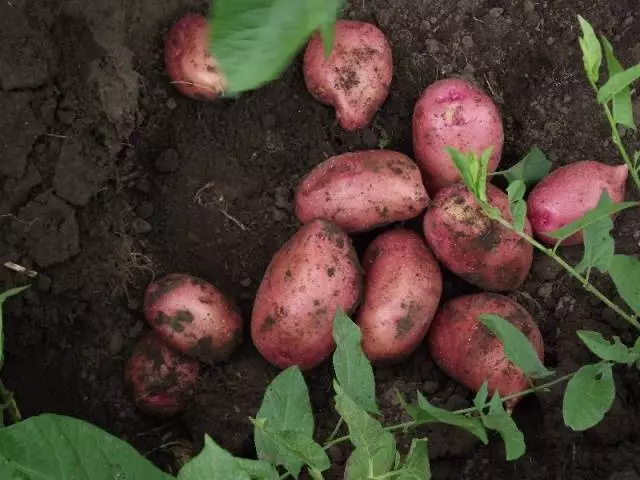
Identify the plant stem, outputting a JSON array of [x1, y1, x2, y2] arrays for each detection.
[[325, 417, 344, 443], [0, 379, 21, 425]]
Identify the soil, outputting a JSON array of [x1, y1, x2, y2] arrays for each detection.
[[1, 0, 640, 478]]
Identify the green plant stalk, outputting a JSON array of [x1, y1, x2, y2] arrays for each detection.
[[0, 379, 21, 425]]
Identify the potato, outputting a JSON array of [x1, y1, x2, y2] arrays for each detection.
[[164, 13, 226, 100], [427, 293, 544, 409], [251, 219, 363, 369], [423, 183, 533, 291], [124, 332, 200, 416], [412, 78, 504, 193], [357, 229, 443, 363], [144, 273, 243, 364], [527, 161, 629, 246], [295, 150, 429, 232], [303, 20, 393, 131]]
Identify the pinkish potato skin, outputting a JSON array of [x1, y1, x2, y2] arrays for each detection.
[[427, 293, 544, 408], [164, 13, 226, 101], [423, 183, 533, 291], [412, 78, 504, 194], [251, 219, 363, 370], [357, 229, 443, 363], [303, 20, 393, 131], [125, 332, 200, 416], [295, 150, 429, 232], [144, 273, 243, 364], [527, 161, 629, 246]]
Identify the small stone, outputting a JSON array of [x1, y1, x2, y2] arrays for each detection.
[[166, 98, 177, 110], [422, 380, 439, 394], [547, 37, 555, 45], [430, 17, 438, 24], [128, 320, 144, 338], [623, 16, 634, 27], [555, 295, 576, 316], [155, 149, 180, 174], [563, 94, 572, 103], [136, 178, 151, 194], [537, 282, 553, 300], [426, 39, 441, 54], [462, 35, 474, 49], [444, 394, 468, 411], [240, 277, 251, 287], [274, 187, 290, 210], [109, 332, 124, 355], [532, 255, 564, 280], [524, 0, 535, 12], [489, 7, 504, 17], [135, 201, 154, 219], [420, 19, 431, 31], [131, 218, 152, 234]]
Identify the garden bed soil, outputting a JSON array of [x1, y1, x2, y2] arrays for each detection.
[[1, 0, 640, 478]]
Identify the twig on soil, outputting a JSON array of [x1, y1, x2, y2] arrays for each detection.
[[193, 181, 250, 231], [2, 262, 38, 278], [44, 132, 68, 139]]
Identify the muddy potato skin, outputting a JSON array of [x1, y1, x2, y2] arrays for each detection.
[[427, 293, 544, 407], [527, 161, 628, 246], [295, 150, 429, 232], [423, 183, 533, 291], [144, 273, 243, 364], [164, 13, 226, 100], [357, 229, 443, 363], [124, 332, 200, 416], [412, 78, 504, 194], [303, 20, 393, 131], [251, 219, 363, 370]]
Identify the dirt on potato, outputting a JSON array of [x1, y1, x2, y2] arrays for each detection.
[[1, 0, 640, 479]]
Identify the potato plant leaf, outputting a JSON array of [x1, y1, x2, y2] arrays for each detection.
[[577, 330, 640, 365], [236, 459, 281, 480], [601, 36, 635, 129], [178, 436, 251, 480], [446, 148, 479, 197], [254, 367, 315, 478], [563, 363, 615, 431], [597, 64, 640, 105], [506, 180, 527, 232], [494, 148, 551, 186], [479, 314, 553, 379], [0, 285, 29, 368], [577, 15, 602, 85], [396, 439, 431, 480], [479, 393, 526, 461], [608, 254, 640, 315], [574, 201, 615, 275], [332, 309, 379, 414], [473, 381, 490, 412]]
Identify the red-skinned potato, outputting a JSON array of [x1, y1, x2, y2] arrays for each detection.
[[423, 183, 533, 291], [124, 332, 200, 416], [357, 229, 443, 363], [164, 13, 226, 100], [303, 20, 393, 131], [527, 161, 628, 246], [412, 78, 504, 194], [144, 273, 243, 364], [295, 150, 429, 232], [427, 293, 544, 410], [251, 219, 363, 370]]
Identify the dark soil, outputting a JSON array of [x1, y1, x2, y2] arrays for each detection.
[[1, 0, 640, 479]]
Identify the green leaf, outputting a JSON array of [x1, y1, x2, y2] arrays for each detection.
[[546, 192, 638, 241], [210, 0, 344, 94], [446, 147, 478, 196], [577, 330, 640, 365], [563, 363, 615, 431], [473, 381, 489, 412], [506, 180, 527, 233], [332, 309, 379, 414], [253, 426, 330, 474], [574, 194, 615, 274], [319, 20, 336, 58], [236, 459, 281, 480], [494, 148, 552, 186], [478, 314, 553, 379], [597, 64, 640, 104], [601, 36, 636, 129], [0, 414, 172, 480], [608, 254, 640, 315], [476, 147, 493, 202], [401, 392, 488, 444], [334, 383, 397, 479], [178, 435, 251, 480], [0, 285, 29, 368], [396, 439, 431, 480], [480, 393, 526, 461], [254, 367, 315, 478], [577, 15, 602, 85]]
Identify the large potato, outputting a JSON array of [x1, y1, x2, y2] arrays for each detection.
[[423, 183, 533, 291], [427, 293, 544, 409], [412, 78, 504, 193], [295, 150, 429, 233], [251, 219, 363, 370], [357, 229, 442, 363]]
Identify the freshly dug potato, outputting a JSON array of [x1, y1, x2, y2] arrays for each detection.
[[164, 13, 226, 100], [423, 183, 533, 291], [295, 150, 429, 232], [251, 219, 363, 370], [144, 273, 243, 364], [412, 78, 504, 193], [527, 161, 629, 246], [303, 20, 393, 131], [124, 332, 200, 416], [427, 293, 544, 408], [357, 229, 443, 363]]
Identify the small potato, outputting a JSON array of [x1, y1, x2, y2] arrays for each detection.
[[423, 183, 533, 291], [427, 293, 544, 409], [303, 20, 393, 131], [357, 229, 443, 363], [251, 219, 363, 370], [164, 13, 226, 100], [124, 332, 200, 416], [412, 78, 504, 194], [527, 161, 628, 246], [144, 273, 243, 364], [295, 150, 429, 233]]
